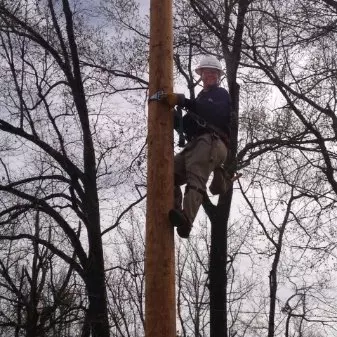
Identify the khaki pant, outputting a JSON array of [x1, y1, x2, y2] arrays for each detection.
[[174, 133, 228, 224]]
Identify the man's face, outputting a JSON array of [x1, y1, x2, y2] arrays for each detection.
[[201, 68, 220, 88]]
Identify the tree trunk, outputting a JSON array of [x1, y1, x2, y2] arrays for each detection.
[[209, 192, 232, 337], [83, 179, 110, 337], [85, 230, 110, 337], [26, 308, 38, 337], [209, 1, 248, 335]]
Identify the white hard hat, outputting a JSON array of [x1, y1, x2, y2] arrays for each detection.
[[195, 55, 225, 76]]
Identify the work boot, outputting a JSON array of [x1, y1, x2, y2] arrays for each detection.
[[168, 209, 192, 239]]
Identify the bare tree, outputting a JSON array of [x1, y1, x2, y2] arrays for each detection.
[[105, 212, 146, 337], [0, 211, 85, 336], [3, 1, 337, 337], [0, 1, 148, 335]]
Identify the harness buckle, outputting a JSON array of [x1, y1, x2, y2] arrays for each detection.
[[196, 118, 206, 128]]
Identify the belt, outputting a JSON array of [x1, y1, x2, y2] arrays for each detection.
[[191, 131, 230, 147]]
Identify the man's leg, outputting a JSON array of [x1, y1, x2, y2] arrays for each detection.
[[170, 138, 211, 239], [183, 174, 206, 225], [183, 135, 213, 224], [169, 148, 196, 238], [170, 136, 227, 238], [183, 135, 227, 224]]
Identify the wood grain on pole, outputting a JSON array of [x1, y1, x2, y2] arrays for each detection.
[[145, 0, 175, 335]]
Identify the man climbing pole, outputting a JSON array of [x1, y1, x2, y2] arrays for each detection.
[[158, 55, 236, 238]]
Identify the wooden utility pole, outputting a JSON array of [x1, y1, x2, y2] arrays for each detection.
[[145, 0, 175, 336]]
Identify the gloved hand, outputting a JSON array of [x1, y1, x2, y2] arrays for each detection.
[[161, 93, 185, 107]]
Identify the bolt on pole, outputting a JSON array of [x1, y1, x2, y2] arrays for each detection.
[[145, 0, 175, 336]]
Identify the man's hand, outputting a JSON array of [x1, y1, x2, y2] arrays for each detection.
[[161, 93, 185, 107]]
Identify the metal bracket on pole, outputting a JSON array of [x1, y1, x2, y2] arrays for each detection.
[[148, 90, 165, 102]]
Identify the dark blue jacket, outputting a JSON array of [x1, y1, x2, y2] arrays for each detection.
[[175, 86, 232, 140]]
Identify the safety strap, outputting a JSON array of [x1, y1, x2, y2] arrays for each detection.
[[176, 106, 185, 147], [189, 111, 230, 145], [177, 108, 230, 147]]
